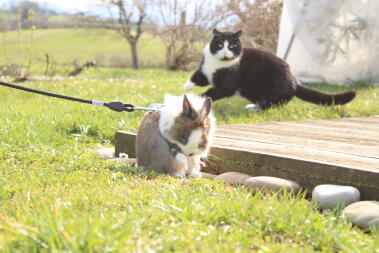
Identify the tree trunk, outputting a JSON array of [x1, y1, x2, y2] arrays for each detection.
[[165, 46, 172, 69], [130, 40, 139, 69]]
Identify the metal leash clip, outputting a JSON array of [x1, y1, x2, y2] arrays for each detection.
[[133, 103, 165, 112]]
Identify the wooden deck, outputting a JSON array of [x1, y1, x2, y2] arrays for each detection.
[[115, 116, 379, 200]]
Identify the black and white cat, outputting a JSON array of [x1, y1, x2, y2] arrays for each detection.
[[184, 29, 356, 111]]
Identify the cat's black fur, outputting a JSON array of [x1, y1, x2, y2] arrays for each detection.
[[188, 29, 356, 110]]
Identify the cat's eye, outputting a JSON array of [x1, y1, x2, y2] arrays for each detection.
[[229, 44, 237, 49], [218, 43, 223, 48]]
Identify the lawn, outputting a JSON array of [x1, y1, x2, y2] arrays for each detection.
[[0, 68, 379, 251]]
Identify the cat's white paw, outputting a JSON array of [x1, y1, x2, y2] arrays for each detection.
[[183, 80, 195, 91], [245, 104, 262, 112]]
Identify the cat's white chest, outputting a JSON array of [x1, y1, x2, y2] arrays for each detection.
[[201, 44, 240, 85], [201, 57, 219, 85]]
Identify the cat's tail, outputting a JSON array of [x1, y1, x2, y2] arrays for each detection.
[[295, 85, 356, 105]]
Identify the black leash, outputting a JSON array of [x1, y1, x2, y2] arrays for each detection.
[[0, 80, 162, 112]]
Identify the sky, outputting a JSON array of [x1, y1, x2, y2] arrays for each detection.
[[0, 0, 105, 15], [0, 0, 232, 24], [0, 0, 97, 9], [33, 0, 97, 10]]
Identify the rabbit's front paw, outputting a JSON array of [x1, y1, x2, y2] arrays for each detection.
[[187, 170, 201, 178], [169, 153, 187, 178], [172, 172, 186, 178]]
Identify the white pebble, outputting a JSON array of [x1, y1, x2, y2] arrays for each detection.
[[312, 184, 360, 210]]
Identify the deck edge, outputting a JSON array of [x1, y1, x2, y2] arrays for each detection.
[[115, 131, 379, 200]]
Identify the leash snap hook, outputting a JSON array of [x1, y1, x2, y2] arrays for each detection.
[[107, 101, 134, 112], [123, 103, 135, 112]]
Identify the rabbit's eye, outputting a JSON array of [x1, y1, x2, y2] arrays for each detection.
[[180, 130, 189, 144]]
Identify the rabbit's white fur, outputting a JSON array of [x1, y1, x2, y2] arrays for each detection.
[[159, 94, 215, 158], [136, 94, 215, 177]]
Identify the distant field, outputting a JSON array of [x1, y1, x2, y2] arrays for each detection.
[[0, 28, 167, 72], [0, 10, 13, 19]]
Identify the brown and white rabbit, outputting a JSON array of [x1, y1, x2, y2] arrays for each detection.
[[136, 94, 216, 177]]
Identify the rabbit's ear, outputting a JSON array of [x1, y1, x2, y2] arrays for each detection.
[[183, 95, 197, 120], [200, 97, 212, 119]]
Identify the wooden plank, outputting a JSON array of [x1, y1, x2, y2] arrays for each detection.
[[222, 121, 379, 139], [114, 131, 379, 199], [221, 123, 379, 145], [115, 115, 379, 200], [336, 117, 379, 125], [267, 120, 379, 133], [114, 131, 379, 171], [209, 146, 379, 200], [212, 137, 379, 170], [301, 118, 379, 128], [215, 128, 379, 158], [115, 131, 136, 157]]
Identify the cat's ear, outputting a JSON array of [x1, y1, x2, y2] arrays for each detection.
[[183, 95, 197, 120], [235, 30, 242, 37], [213, 28, 221, 35], [200, 97, 212, 119]]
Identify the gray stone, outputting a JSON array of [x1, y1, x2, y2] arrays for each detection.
[[244, 176, 301, 193], [96, 147, 115, 159], [312, 184, 360, 210], [342, 201, 379, 231], [214, 172, 251, 186], [200, 172, 217, 180]]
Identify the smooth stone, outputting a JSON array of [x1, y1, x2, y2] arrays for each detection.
[[312, 184, 360, 210], [200, 172, 217, 180], [342, 201, 379, 230], [214, 172, 252, 186], [244, 176, 301, 193], [96, 147, 115, 159]]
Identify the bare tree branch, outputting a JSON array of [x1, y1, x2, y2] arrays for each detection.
[[102, 0, 150, 69], [227, 0, 283, 52], [153, 0, 231, 70]]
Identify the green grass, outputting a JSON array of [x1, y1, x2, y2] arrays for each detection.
[[0, 69, 379, 251], [0, 28, 166, 72]]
